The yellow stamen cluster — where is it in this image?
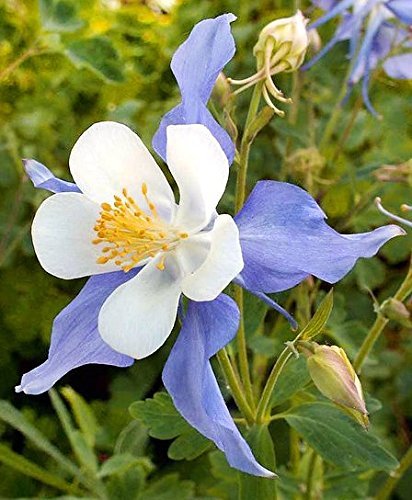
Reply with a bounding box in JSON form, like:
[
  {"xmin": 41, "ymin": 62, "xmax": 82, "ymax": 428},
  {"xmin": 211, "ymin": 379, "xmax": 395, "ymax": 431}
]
[{"xmin": 93, "ymin": 184, "xmax": 187, "ymax": 272}]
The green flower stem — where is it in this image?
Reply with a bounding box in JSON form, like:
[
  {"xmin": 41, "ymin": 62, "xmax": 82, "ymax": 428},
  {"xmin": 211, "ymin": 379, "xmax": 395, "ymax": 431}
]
[
  {"xmin": 305, "ymin": 451, "xmax": 319, "ymax": 500},
  {"xmin": 319, "ymin": 58, "xmax": 360, "ymax": 152},
  {"xmin": 216, "ymin": 349, "xmax": 255, "ymax": 424},
  {"xmin": 235, "ymin": 82, "xmax": 263, "ymax": 212},
  {"xmin": 376, "ymin": 445, "xmax": 412, "ymax": 500},
  {"xmin": 0, "ymin": 45, "xmax": 41, "ymax": 82},
  {"xmin": 331, "ymin": 95, "xmax": 363, "ymax": 164},
  {"xmin": 234, "ymin": 285, "xmax": 256, "ymax": 409},
  {"xmin": 354, "ymin": 257, "xmax": 412, "ymax": 372},
  {"xmin": 233, "ymin": 82, "xmax": 264, "ymax": 410},
  {"xmin": 290, "ymin": 427, "xmax": 301, "ymax": 473},
  {"xmin": 256, "ymin": 348, "xmax": 294, "ymax": 423},
  {"xmin": 318, "ymin": 82, "xmax": 347, "ymax": 152}
]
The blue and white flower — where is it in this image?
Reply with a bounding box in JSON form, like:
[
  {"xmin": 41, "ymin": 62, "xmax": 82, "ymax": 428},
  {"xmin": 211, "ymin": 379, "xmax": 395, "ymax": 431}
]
[
  {"xmin": 304, "ymin": 0, "xmax": 412, "ymax": 114},
  {"xmin": 18, "ymin": 14, "xmax": 404, "ymax": 478}
]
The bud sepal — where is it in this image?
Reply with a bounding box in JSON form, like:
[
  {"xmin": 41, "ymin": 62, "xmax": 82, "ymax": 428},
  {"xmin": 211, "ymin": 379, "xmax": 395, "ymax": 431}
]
[{"xmin": 298, "ymin": 342, "xmax": 369, "ymax": 429}]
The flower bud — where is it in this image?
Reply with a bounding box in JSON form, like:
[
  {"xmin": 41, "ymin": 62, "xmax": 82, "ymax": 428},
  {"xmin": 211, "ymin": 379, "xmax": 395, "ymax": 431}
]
[
  {"xmin": 300, "ymin": 342, "xmax": 369, "ymax": 428},
  {"xmin": 284, "ymin": 147, "xmax": 325, "ymax": 185},
  {"xmin": 228, "ymin": 11, "xmax": 309, "ymax": 117},
  {"xmin": 211, "ymin": 72, "xmax": 232, "ymax": 107},
  {"xmin": 380, "ymin": 298, "xmax": 411, "ymax": 327},
  {"xmin": 308, "ymin": 29, "xmax": 322, "ymax": 53},
  {"xmin": 254, "ymin": 10, "xmax": 309, "ymax": 73},
  {"xmin": 374, "ymin": 160, "xmax": 412, "ymax": 185}
]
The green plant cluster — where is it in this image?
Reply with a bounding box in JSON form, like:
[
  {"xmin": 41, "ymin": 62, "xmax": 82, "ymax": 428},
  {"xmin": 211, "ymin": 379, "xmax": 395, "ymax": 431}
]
[{"xmin": 0, "ymin": 0, "xmax": 411, "ymax": 498}]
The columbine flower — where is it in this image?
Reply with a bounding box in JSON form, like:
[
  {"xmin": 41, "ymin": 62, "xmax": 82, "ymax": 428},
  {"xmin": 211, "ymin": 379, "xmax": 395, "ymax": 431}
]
[
  {"xmin": 228, "ymin": 11, "xmax": 309, "ymax": 116},
  {"xmin": 18, "ymin": 14, "xmax": 404, "ymax": 478},
  {"xmin": 19, "ymin": 122, "xmax": 272, "ymax": 478},
  {"xmin": 25, "ymin": 121, "xmax": 243, "ymax": 358},
  {"xmin": 304, "ymin": 0, "xmax": 412, "ymax": 114}
]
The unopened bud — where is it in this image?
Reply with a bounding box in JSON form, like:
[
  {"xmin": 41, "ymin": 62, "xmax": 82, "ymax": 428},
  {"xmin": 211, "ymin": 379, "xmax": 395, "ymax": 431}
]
[
  {"xmin": 299, "ymin": 342, "xmax": 369, "ymax": 428},
  {"xmin": 254, "ymin": 10, "xmax": 309, "ymax": 72},
  {"xmin": 285, "ymin": 147, "xmax": 325, "ymax": 183},
  {"xmin": 228, "ymin": 11, "xmax": 309, "ymax": 117},
  {"xmin": 211, "ymin": 72, "xmax": 232, "ymax": 107},
  {"xmin": 308, "ymin": 29, "xmax": 322, "ymax": 53},
  {"xmin": 374, "ymin": 160, "xmax": 412, "ymax": 185},
  {"xmin": 380, "ymin": 298, "xmax": 411, "ymax": 327}
]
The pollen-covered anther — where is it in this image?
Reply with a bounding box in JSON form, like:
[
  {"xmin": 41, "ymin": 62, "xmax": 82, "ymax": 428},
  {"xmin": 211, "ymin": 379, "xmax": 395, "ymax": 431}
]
[{"xmin": 93, "ymin": 185, "xmax": 186, "ymax": 272}]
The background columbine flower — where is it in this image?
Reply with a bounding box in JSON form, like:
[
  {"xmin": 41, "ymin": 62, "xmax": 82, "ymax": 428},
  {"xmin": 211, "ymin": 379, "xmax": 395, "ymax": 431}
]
[{"xmin": 304, "ymin": 0, "xmax": 412, "ymax": 114}]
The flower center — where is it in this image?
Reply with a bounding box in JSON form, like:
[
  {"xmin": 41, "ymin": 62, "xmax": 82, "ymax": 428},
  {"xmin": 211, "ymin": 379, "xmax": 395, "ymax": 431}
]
[{"xmin": 92, "ymin": 183, "xmax": 187, "ymax": 272}]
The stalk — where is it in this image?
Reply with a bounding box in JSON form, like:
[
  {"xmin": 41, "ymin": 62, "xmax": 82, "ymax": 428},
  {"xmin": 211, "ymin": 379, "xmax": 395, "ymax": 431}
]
[
  {"xmin": 354, "ymin": 257, "xmax": 412, "ymax": 372},
  {"xmin": 376, "ymin": 445, "xmax": 412, "ymax": 500},
  {"xmin": 256, "ymin": 348, "xmax": 293, "ymax": 423},
  {"xmin": 233, "ymin": 82, "xmax": 264, "ymax": 409},
  {"xmin": 217, "ymin": 349, "xmax": 255, "ymax": 424}
]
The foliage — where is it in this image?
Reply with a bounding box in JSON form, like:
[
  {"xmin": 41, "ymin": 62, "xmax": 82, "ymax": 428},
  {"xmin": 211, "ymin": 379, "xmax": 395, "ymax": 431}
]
[{"xmin": 0, "ymin": 0, "xmax": 411, "ymax": 498}]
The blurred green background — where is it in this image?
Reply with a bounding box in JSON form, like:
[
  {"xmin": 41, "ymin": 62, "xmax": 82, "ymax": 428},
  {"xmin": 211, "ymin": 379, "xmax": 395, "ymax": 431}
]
[{"xmin": 0, "ymin": 0, "xmax": 411, "ymax": 498}]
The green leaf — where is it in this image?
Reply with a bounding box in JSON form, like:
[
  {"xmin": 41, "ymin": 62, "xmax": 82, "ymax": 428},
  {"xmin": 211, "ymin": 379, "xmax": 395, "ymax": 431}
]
[
  {"xmin": 141, "ymin": 473, "xmax": 195, "ymax": 500},
  {"xmin": 322, "ymin": 184, "xmax": 352, "ymax": 218},
  {"xmin": 300, "ymin": 290, "xmax": 334, "ymax": 341},
  {"xmin": 271, "ymin": 356, "xmax": 311, "ymax": 407},
  {"xmin": 238, "ymin": 425, "xmax": 277, "ymax": 500},
  {"xmin": 129, "ymin": 392, "xmax": 187, "ymax": 440},
  {"xmin": 355, "ymin": 258, "xmax": 386, "ymax": 290},
  {"xmin": 208, "ymin": 451, "xmax": 239, "ymax": 499},
  {"xmin": 0, "ymin": 443, "xmax": 81, "ymax": 495},
  {"xmin": 65, "ymin": 37, "xmax": 124, "ymax": 83},
  {"xmin": 246, "ymin": 107, "xmax": 275, "ymax": 143},
  {"xmin": 71, "ymin": 430, "xmax": 98, "ymax": 473},
  {"xmin": 130, "ymin": 392, "xmax": 211, "ymax": 461},
  {"xmin": 107, "ymin": 466, "xmax": 146, "ymax": 500},
  {"xmin": 39, "ymin": 0, "xmax": 84, "ymax": 32},
  {"xmin": 0, "ymin": 400, "xmax": 80, "ymax": 478},
  {"xmin": 167, "ymin": 426, "xmax": 212, "ymax": 460},
  {"xmin": 323, "ymin": 470, "xmax": 370, "ymax": 500},
  {"xmin": 49, "ymin": 389, "xmax": 97, "ymax": 474},
  {"xmin": 249, "ymin": 335, "xmax": 277, "ymax": 357},
  {"xmin": 61, "ymin": 386, "xmax": 98, "ymax": 448},
  {"xmin": 98, "ymin": 453, "xmax": 153, "ymax": 478},
  {"xmin": 114, "ymin": 420, "xmax": 149, "ymax": 457},
  {"xmin": 284, "ymin": 403, "xmax": 398, "ymax": 471}
]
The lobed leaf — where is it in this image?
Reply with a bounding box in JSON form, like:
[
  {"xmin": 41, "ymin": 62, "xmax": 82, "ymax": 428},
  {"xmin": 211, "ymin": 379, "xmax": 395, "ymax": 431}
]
[{"xmin": 130, "ymin": 392, "xmax": 211, "ymax": 461}]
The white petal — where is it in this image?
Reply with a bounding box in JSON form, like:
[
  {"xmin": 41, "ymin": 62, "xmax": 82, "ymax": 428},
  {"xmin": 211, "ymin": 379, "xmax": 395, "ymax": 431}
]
[
  {"xmin": 70, "ymin": 121, "xmax": 175, "ymax": 220},
  {"xmin": 173, "ymin": 232, "xmax": 211, "ymax": 275},
  {"xmin": 180, "ymin": 214, "xmax": 244, "ymax": 301},
  {"xmin": 166, "ymin": 125, "xmax": 229, "ymax": 232},
  {"xmin": 98, "ymin": 257, "xmax": 182, "ymax": 359},
  {"xmin": 32, "ymin": 192, "xmax": 119, "ymax": 279}
]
